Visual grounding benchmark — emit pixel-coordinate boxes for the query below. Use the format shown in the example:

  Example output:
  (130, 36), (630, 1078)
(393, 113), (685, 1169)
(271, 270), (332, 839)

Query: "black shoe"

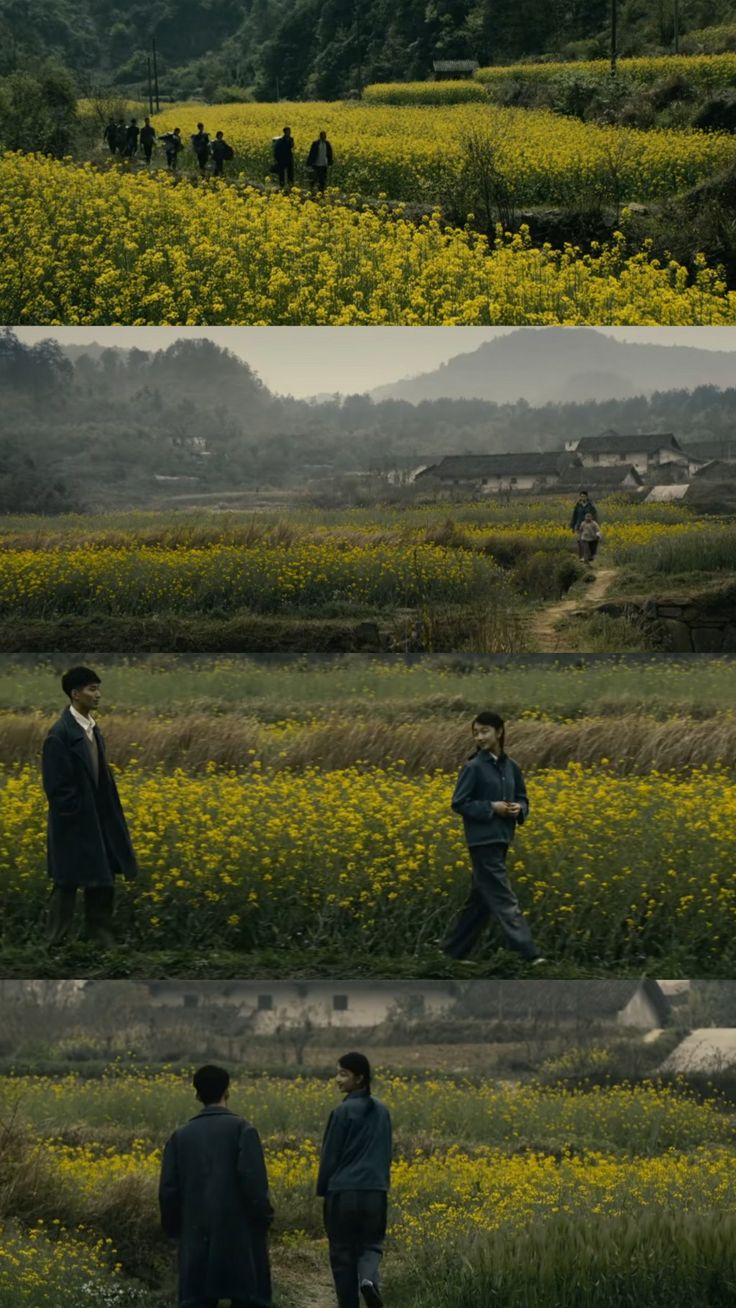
(361, 1281), (383, 1308)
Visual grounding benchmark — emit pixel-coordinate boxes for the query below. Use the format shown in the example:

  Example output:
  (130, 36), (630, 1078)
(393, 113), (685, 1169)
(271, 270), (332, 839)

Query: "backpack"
(223, 143), (234, 160)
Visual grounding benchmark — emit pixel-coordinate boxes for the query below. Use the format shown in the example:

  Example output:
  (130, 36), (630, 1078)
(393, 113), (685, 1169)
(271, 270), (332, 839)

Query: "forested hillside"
(0, 0), (733, 100)
(3, 329), (736, 511)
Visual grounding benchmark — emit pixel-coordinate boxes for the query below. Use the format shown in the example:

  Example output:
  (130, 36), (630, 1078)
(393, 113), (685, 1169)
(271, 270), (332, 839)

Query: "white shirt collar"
(70, 705), (96, 735)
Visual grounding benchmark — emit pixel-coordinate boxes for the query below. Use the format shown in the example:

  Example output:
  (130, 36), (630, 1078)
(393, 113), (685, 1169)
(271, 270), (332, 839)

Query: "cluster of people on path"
(570, 489), (602, 564)
(41, 670), (548, 968)
(159, 1057), (391, 1308)
(102, 117), (335, 190)
(104, 116), (235, 175)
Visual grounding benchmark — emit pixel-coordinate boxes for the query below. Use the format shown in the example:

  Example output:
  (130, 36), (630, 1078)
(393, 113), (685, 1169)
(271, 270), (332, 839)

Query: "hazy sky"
(14, 326), (736, 398)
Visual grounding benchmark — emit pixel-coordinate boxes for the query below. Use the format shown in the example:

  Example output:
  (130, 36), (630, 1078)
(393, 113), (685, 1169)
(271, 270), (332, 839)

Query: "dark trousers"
(213, 159), (224, 176)
(311, 165), (328, 192)
(167, 151), (179, 170)
(443, 842), (538, 960)
(47, 884), (114, 945)
(277, 161), (294, 187)
(143, 144), (153, 162)
(324, 1191), (387, 1308)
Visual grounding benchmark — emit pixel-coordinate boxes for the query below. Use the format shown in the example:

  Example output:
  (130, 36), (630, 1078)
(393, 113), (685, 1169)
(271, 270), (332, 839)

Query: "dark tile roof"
(577, 430), (683, 455)
(559, 465), (643, 487)
(417, 452), (575, 479)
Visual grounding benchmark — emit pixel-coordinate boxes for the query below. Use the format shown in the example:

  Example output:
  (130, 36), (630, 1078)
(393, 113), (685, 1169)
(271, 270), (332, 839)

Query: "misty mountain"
(370, 329), (736, 406)
(5, 327), (736, 512)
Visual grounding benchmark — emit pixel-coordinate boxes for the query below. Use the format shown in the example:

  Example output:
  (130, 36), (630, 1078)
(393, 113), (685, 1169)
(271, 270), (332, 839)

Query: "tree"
(0, 59), (77, 156)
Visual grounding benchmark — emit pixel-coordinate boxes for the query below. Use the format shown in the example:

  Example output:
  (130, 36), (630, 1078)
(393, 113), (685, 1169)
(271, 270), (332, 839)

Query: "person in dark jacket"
(159, 1064), (273, 1308)
(42, 666), (138, 947)
(192, 122), (210, 174)
(163, 127), (184, 170)
(570, 490), (598, 557)
(140, 117), (157, 164)
(103, 119), (118, 154)
(442, 711), (544, 965)
(124, 118), (140, 158)
(318, 1053), (392, 1308)
(272, 126), (294, 188)
(306, 130), (334, 193)
(211, 131), (234, 177)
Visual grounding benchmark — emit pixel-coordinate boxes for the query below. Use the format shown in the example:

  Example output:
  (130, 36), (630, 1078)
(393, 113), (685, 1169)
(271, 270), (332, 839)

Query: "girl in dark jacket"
(318, 1053), (392, 1308)
(442, 711), (544, 965)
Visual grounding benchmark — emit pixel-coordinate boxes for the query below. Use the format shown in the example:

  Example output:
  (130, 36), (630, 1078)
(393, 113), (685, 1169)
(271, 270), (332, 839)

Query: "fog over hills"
(370, 328), (736, 406)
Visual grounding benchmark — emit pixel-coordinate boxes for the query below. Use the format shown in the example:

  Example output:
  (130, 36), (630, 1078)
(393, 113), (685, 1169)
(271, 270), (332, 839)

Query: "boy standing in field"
(159, 1064), (273, 1308)
(42, 666), (138, 947)
(442, 711), (544, 966)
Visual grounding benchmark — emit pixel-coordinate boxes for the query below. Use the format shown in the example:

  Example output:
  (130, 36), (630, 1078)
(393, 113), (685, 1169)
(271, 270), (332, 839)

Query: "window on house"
(257, 994), (273, 1011)
(333, 994), (349, 1011)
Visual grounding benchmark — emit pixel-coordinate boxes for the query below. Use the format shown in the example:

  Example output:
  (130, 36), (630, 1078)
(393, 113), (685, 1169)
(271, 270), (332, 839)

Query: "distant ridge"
(370, 328), (736, 406)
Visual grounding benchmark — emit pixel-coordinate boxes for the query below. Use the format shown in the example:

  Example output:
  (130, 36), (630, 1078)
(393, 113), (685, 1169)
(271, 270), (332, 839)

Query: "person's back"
(160, 1086), (273, 1308)
(317, 1089), (391, 1194)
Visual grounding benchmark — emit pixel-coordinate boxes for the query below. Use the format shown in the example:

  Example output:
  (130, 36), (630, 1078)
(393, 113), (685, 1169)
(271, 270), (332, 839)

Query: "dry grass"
(4, 711), (736, 774)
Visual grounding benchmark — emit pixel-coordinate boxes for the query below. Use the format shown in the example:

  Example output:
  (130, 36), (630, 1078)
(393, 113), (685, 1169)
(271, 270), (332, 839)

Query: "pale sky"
(13, 326), (736, 399)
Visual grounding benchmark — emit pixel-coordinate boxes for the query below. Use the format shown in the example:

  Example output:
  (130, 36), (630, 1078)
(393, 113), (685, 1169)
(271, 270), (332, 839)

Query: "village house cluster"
(390, 429), (726, 500)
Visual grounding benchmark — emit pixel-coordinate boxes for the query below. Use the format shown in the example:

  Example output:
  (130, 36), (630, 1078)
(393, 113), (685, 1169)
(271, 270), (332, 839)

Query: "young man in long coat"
(42, 666), (138, 946)
(159, 1064), (274, 1308)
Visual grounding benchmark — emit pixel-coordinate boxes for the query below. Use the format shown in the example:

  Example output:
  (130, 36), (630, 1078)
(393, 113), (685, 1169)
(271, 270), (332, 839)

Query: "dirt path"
(276, 1250), (335, 1308)
(529, 566), (617, 652)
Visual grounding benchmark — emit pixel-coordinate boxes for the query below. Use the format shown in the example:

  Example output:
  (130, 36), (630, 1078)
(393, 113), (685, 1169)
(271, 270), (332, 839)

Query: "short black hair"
(338, 1051), (371, 1092)
(193, 1064), (230, 1104)
(61, 666), (101, 698)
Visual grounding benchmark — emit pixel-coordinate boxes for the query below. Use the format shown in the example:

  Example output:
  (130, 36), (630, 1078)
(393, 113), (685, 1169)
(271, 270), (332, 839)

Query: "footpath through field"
(529, 566), (617, 652)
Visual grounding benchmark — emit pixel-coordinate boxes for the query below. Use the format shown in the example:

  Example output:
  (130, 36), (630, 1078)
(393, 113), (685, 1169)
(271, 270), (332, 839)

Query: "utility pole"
(610, 0), (618, 76)
(152, 37), (161, 111)
(355, 1), (363, 98)
(146, 55), (154, 115)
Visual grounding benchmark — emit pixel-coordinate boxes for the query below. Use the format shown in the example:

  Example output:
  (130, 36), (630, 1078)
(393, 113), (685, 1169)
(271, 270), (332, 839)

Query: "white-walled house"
(415, 452), (577, 493)
(138, 980), (459, 1032)
(570, 430), (690, 477)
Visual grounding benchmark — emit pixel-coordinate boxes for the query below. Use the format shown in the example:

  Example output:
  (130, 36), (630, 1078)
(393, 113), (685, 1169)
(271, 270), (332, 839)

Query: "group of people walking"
(102, 118), (335, 190)
(570, 489), (602, 564)
(159, 1055), (391, 1308)
(103, 117), (235, 175)
(41, 669), (546, 967)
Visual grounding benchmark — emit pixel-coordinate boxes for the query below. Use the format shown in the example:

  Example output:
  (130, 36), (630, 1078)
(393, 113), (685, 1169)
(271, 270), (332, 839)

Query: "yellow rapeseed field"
(2, 153), (735, 325)
(1, 761), (733, 962)
(475, 53), (736, 94)
(151, 100), (736, 206)
(0, 539), (497, 616)
(0, 514), (710, 619)
(4, 1073), (736, 1306)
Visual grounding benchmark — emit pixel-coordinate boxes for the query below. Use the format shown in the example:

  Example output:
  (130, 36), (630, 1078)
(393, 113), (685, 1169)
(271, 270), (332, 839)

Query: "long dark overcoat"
(41, 708), (138, 888)
(159, 1105), (273, 1308)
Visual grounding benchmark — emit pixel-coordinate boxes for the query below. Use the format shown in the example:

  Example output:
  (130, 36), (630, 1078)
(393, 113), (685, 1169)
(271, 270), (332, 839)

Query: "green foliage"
(3, 0), (736, 103)
(0, 60), (77, 155)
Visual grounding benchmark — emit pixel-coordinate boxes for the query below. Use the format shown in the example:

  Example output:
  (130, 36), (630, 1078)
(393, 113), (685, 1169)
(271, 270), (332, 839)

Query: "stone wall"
(596, 593), (736, 653)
